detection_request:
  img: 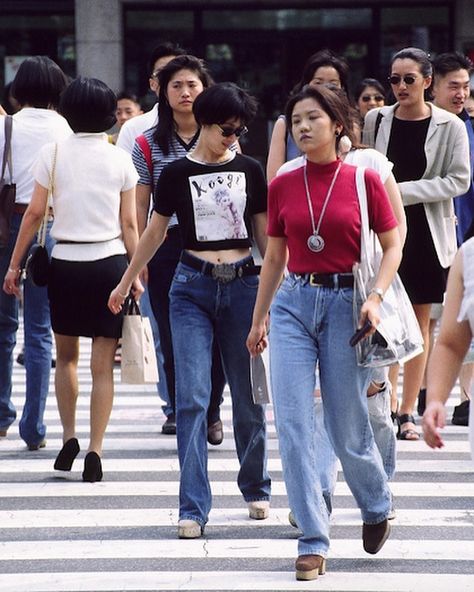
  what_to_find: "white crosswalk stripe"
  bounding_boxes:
[1,333,474,591]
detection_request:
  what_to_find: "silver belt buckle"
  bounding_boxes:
[211,263,237,283]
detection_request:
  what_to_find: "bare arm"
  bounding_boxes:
[266,118,287,183]
[384,173,407,245]
[136,184,152,237]
[246,236,288,356]
[423,251,472,448]
[3,182,48,298]
[108,211,169,313]
[252,212,268,258]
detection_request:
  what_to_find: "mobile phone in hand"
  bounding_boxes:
[349,319,372,347]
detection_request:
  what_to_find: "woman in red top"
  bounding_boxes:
[247,85,401,580]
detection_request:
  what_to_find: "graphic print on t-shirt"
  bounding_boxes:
[188,171,248,242]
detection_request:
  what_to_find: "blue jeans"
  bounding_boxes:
[0,213,53,446]
[148,229,225,422]
[270,274,390,557]
[170,255,271,526]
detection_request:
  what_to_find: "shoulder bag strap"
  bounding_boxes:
[1,115,13,183]
[37,143,58,247]
[355,166,375,276]
[135,134,153,177]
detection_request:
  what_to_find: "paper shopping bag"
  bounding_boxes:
[121,299,158,384]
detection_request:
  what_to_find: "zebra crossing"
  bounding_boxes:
[1,336,474,592]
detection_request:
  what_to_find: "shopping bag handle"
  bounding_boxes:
[124,296,141,316]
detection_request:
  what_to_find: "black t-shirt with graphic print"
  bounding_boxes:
[153,153,267,251]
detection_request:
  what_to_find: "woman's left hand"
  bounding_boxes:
[3,268,22,298]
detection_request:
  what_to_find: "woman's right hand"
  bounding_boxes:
[422,401,446,449]
[108,284,131,315]
[3,267,22,298]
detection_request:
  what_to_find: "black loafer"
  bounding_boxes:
[207,420,223,445]
[363,518,391,554]
[162,414,176,435]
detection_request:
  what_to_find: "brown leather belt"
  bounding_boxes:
[14,203,53,216]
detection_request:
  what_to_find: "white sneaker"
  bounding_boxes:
[248,500,269,520]
[178,519,203,538]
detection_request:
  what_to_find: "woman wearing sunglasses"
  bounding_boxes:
[363,47,470,441]
[355,78,386,120]
[109,82,271,539]
[132,55,226,443]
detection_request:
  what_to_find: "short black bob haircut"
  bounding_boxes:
[59,77,117,133]
[11,56,68,109]
[193,82,258,126]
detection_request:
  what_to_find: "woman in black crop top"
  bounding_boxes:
[109,83,271,539]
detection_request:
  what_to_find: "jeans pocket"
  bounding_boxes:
[172,263,200,285]
[239,274,259,289]
[279,274,299,293]
[338,286,354,304]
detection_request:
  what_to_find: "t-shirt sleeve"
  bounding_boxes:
[365,168,398,233]
[120,151,140,191]
[132,139,152,186]
[266,176,286,237]
[31,142,56,189]
[153,163,176,217]
[246,159,267,215]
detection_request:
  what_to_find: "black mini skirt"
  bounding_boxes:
[48,254,128,338]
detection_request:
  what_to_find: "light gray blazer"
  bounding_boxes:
[362,103,470,268]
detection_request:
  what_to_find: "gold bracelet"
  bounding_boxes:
[118,291,128,298]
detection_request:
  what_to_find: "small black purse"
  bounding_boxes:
[25,143,57,287]
[25,244,50,287]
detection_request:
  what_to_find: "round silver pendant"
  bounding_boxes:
[307,233,325,253]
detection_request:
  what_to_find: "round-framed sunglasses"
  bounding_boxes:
[361,94,385,102]
[388,75,417,86]
[215,124,248,138]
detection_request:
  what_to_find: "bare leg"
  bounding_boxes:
[54,334,80,443]
[88,336,118,455]
[420,317,438,390]
[398,303,432,439]
[388,364,399,416]
[460,363,474,402]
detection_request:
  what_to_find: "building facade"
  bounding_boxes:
[1,0,473,161]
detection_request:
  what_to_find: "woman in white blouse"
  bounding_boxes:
[4,78,141,482]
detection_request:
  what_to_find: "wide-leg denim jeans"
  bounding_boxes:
[0,213,53,446]
[170,255,271,526]
[270,273,390,557]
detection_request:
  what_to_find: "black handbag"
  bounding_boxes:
[0,115,16,249]
[25,143,57,287]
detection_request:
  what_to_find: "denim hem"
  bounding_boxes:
[179,514,206,527]
[362,511,390,525]
[244,496,271,503]
[297,544,328,558]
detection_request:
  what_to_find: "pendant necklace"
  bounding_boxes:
[303,160,342,253]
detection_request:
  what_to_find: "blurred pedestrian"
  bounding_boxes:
[363,47,470,441]
[354,77,386,122]
[4,77,141,481]
[266,49,349,181]
[0,56,71,450]
[423,231,474,455]
[109,91,142,144]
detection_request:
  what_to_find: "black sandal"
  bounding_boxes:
[397,413,420,441]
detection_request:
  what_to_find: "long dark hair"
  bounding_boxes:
[152,55,213,156]
[296,49,349,94]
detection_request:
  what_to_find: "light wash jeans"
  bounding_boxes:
[170,254,271,527]
[0,213,53,446]
[270,273,391,557]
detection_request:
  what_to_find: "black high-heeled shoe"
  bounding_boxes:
[82,451,103,482]
[54,438,80,471]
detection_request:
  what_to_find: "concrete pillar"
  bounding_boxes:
[74,0,123,92]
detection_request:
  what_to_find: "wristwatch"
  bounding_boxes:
[369,287,384,302]
[369,288,384,302]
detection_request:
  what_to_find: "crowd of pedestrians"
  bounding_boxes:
[1,42,473,581]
